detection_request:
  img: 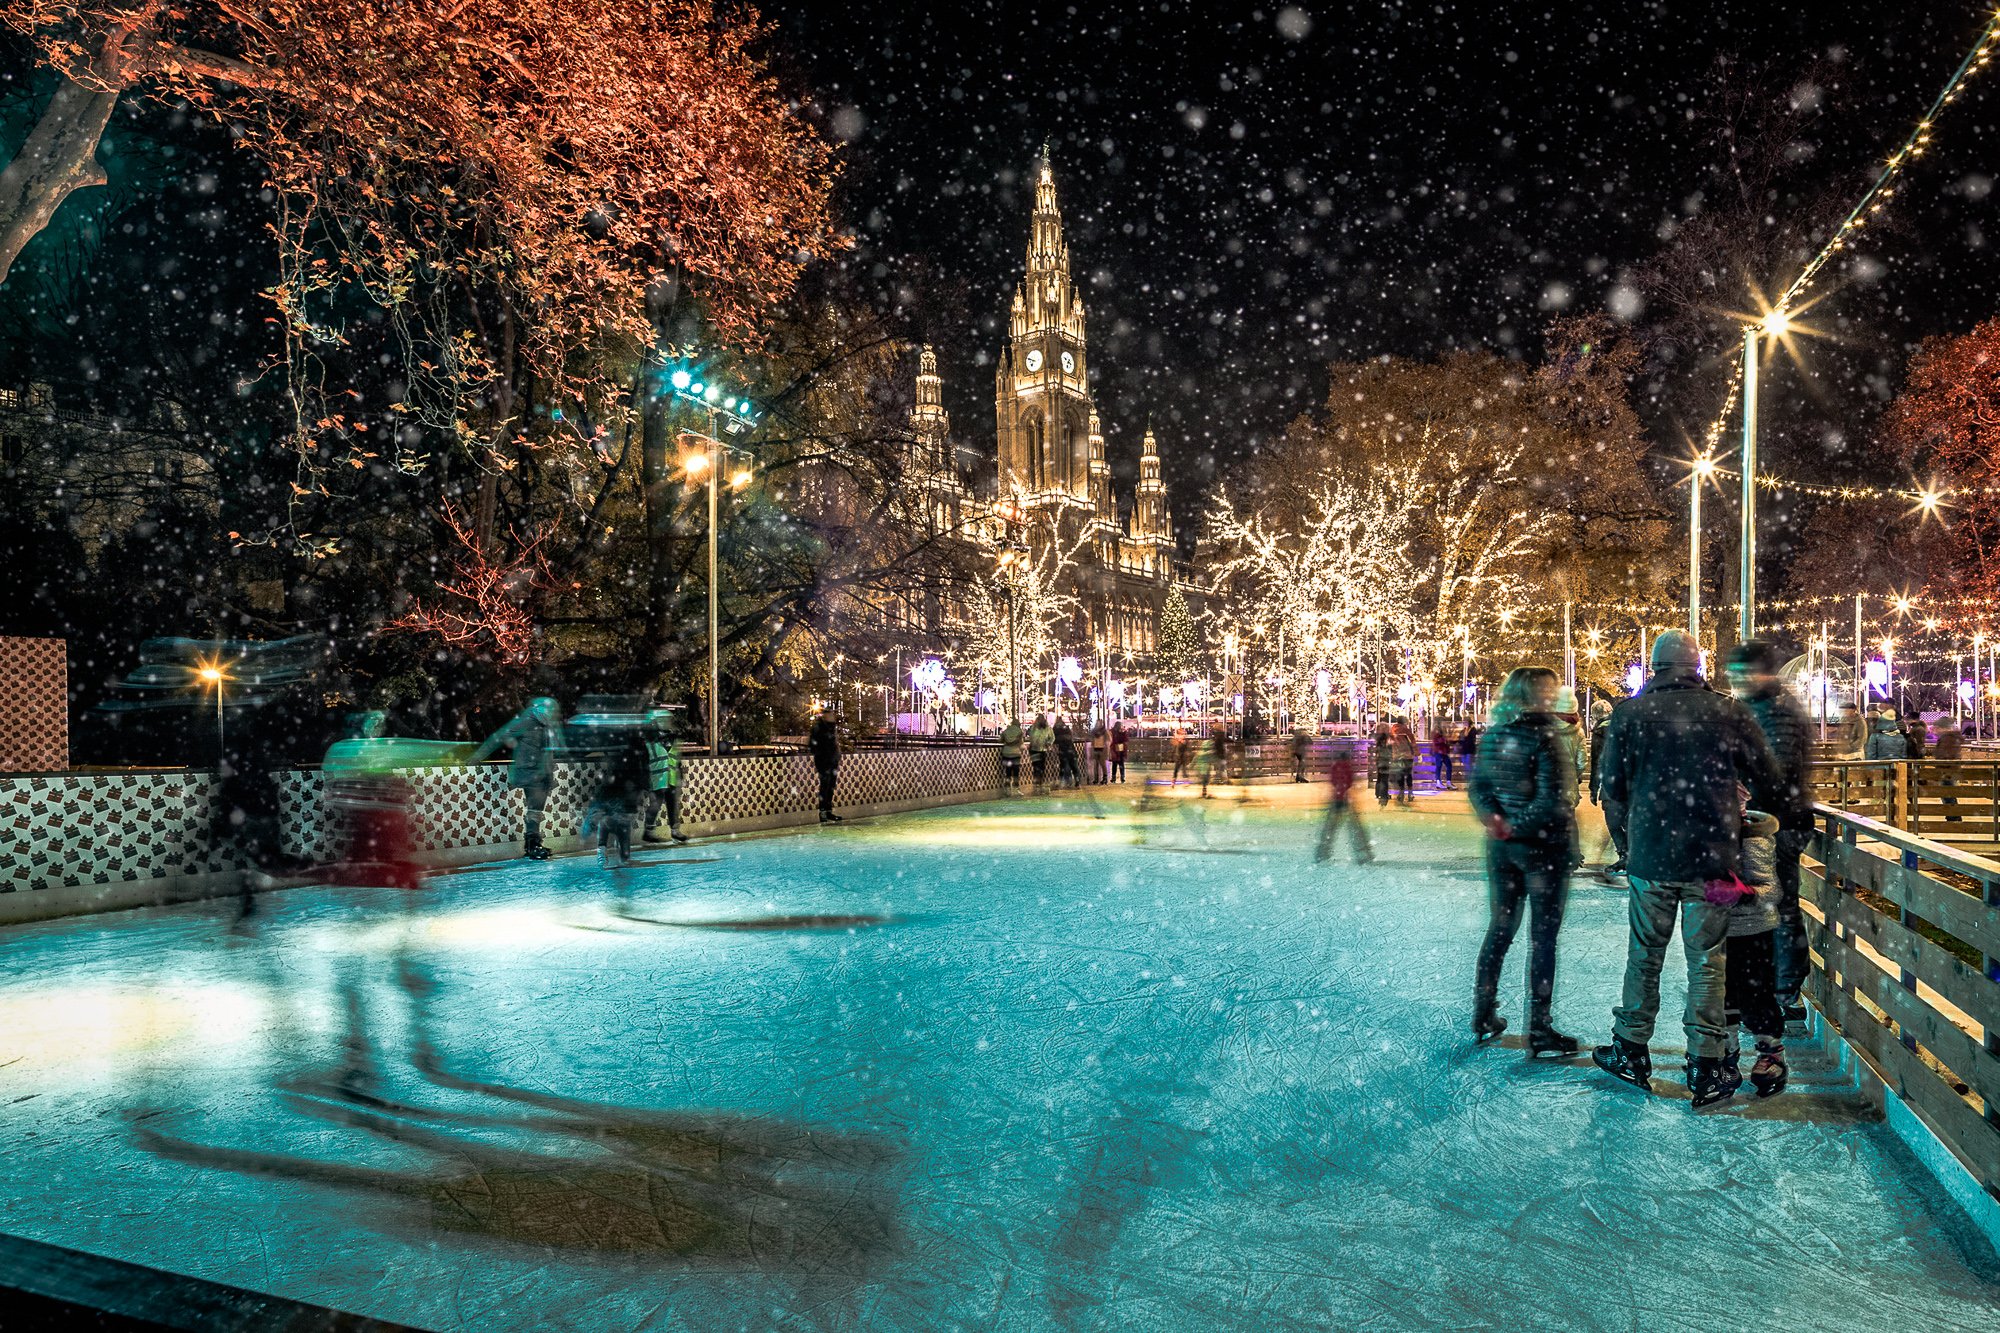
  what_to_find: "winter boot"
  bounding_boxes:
[524,833,552,861]
[1750,1039,1789,1098]
[1591,1037,1652,1091]
[1526,1025,1580,1058]
[1686,1056,1739,1111]
[1472,1011,1508,1044]
[671,831,690,844]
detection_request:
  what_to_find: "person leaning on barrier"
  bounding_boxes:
[1592,629,1783,1111]
[809,706,844,824]
[1724,640,1817,1022]
[1864,708,1907,760]
[471,696,562,860]
[998,716,1025,790]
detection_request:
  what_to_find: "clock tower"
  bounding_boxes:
[995,145,1093,507]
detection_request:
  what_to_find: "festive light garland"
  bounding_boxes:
[1693,8,2000,460]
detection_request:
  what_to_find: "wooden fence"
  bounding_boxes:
[1806,804,2000,1202]
[1809,760,2000,846]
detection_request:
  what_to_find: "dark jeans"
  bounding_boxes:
[1475,839,1570,1030]
[1315,798,1372,863]
[651,785,681,834]
[1374,762,1391,806]
[518,779,552,845]
[1059,749,1080,786]
[1003,755,1021,786]
[1724,929,1783,1044]
[1436,752,1454,787]
[816,765,838,817]
[1110,755,1126,782]
[1772,828,1810,1009]
[1033,751,1050,787]
[1394,760,1414,802]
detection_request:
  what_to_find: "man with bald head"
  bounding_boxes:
[1592,629,1782,1110]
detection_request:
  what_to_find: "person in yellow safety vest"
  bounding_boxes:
[641,709,689,844]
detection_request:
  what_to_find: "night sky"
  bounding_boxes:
[765,1,2000,522]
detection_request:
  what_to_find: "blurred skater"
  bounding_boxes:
[1725,640,1816,1020]
[1467,666,1578,1055]
[471,696,562,860]
[1314,746,1373,865]
[583,725,649,869]
[1171,722,1191,785]
[1108,719,1129,783]
[1389,718,1416,806]
[1431,721,1457,791]
[1055,714,1082,788]
[1029,713,1054,792]
[1587,699,1627,882]
[1718,804,1788,1098]
[322,712,423,891]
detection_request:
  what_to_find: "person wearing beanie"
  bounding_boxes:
[1551,684,1587,867]
[1591,627,1784,1110]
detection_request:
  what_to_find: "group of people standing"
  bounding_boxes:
[1466,629,1814,1111]
[997,713,1131,791]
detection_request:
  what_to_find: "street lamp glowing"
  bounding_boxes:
[196,665,224,684]
[683,452,710,476]
[729,468,754,490]
[670,369,692,391]
[703,383,721,404]
[1759,307,1792,337]
[1917,489,1943,515]
[1692,454,1717,478]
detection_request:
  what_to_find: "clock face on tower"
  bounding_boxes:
[1061,351,1075,374]
[1024,349,1043,372]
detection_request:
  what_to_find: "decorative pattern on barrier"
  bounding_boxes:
[0,637,67,772]
[0,747,1002,897]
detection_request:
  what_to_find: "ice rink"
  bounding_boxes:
[1,780,1995,1331]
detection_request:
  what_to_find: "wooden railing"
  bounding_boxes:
[1809,760,2000,844]
[1806,804,2000,1200]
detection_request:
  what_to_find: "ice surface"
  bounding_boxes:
[1,783,1995,1331]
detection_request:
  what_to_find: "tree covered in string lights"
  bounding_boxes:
[1158,584,1201,685]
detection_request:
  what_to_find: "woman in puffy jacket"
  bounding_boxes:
[1467,666,1579,1056]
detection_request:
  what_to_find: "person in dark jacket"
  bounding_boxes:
[1468,665,1579,1055]
[1725,640,1816,1016]
[1901,709,1928,760]
[1587,698,1627,880]
[808,707,843,823]
[1314,747,1373,864]
[471,696,562,859]
[1864,710,1907,760]
[1054,714,1081,788]
[1592,630,1783,1109]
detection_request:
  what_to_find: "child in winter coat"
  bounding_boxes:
[1718,804,1788,1097]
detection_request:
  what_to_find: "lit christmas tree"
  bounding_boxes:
[1159,584,1201,684]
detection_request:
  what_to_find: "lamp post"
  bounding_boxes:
[665,366,759,754]
[197,662,227,760]
[1738,308,1791,641]
[1688,453,1716,635]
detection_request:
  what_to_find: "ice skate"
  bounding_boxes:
[1591,1037,1652,1092]
[1750,1041,1789,1098]
[1472,1012,1507,1044]
[1686,1056,1738,1111]
[671,831,689,844]
[1526,1027,1580,1058]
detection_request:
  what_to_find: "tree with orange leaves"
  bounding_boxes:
[1884,317,2000,600]
[0,1,839,543]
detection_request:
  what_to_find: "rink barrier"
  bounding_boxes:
[0,746,1003,925]
[1803,803,2000,1240]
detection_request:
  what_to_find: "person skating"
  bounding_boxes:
[641,709,689,844]
[1586,698,1627,883]
[1467,666,1579,1056]
[1028,713,1055,791]
[1108,719,1129,783]
[1389,719,1417,806]
[1054,714,1081,788]
[809,706,844,823]
[1291,725,1312,783]
[1314,746,1374,865]
[1088,718,1109,783]
[1934,716,1964,825]
[999,716,1025,791]
[1719,805,1789,1098]
[471,696,562,859]
[1198,726,1227,798]
[1431,721,1456,791]
[585,726,649,868]
[1864,708,1907,760]
[1171,723,1191,785]
[1724,640,1816,1022]
[1592,629,1783,1110]
[1372,718,1393,808]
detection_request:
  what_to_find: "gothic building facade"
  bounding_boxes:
[908,147,1202,660]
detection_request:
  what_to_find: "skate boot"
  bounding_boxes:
[1686,1056,1739,1110]
[596,846,608,869]
[671,831,690,844]
[1750,1039,1789,1098]
[524,834,552,861]
[1472,1010,1508,1044]
[1591,1037,1652,1091]
[1526,1025,1580,1058]
[642,830,668,844]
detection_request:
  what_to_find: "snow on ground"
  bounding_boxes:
[0,780,1995,1331]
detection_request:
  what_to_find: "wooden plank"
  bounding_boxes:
[1819,972,2000,1193]
[1819,929,2000,1110]
[1817,803,2000,884]
[1893,868,2000,959]
[1823,887,2000,1037]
